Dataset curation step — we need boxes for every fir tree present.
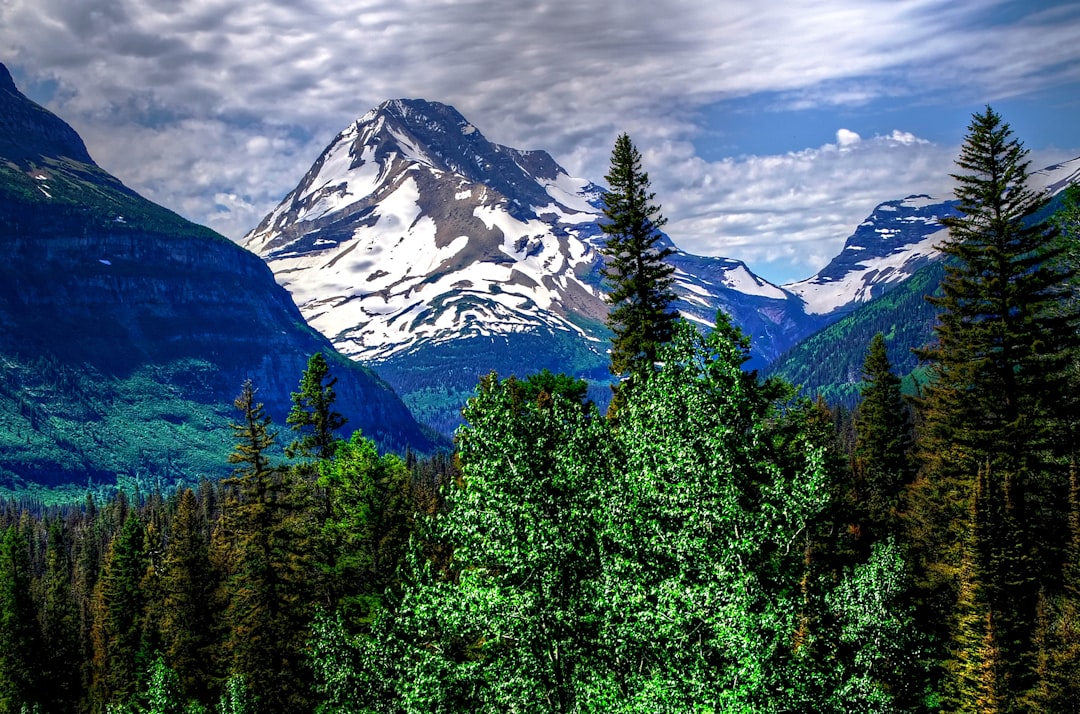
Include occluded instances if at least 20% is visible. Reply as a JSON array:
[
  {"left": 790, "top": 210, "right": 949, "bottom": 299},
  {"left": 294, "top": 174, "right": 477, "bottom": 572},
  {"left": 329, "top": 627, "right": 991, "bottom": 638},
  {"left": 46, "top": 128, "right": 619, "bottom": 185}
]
[
  {"left": 160, "top": 488, "right": 218, "bottom": 706},
  {"left": 599, "top": 133, "right": 678, "bottom": 382},
  {"left": 286, "top": 352, "right": 347, "bottom": 460},
  {"left": 0, "top": 524, "right": 42, "bottom": 713},
  {"left": 911, "top": 106, "right": 1080, "bottom": 707},
  {"left": 40, "top": 517, "right": 81, "bottom": 713},
  {"left": 216, "top": 381, "right": 315, "bottom": 713},
  {"left": 91, "top": 512, "right": 150, "bottom": 709},
  {"left": 854, "top": 332, "right": 914, "bottom": 542}
]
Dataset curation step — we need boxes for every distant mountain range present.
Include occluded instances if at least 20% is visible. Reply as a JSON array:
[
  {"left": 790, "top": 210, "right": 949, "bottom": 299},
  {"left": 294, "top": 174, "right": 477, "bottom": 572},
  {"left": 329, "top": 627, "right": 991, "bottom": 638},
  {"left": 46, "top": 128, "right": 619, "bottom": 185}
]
[
  {"left": 242, "top": 96, "right": 1080, "bottom": 432},
  {"left": 244, "top": 99, "right": 823, "bottom": 430},
  {"left": 0, "top": 64, "right": 437, "bottom": 491},
  {"left": 4, "top": 60, "right": 1077, "bottom": 478}
]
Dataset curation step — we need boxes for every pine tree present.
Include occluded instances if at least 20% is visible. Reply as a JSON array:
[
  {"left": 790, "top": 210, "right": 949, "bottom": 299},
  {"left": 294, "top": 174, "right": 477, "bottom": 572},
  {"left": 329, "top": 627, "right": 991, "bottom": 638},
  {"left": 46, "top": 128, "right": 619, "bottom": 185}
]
[
  {"left": 160, "top": 487, "right": 217, "bottom": 705},
  {"left": 216, "top": 380, "right": 315, "bottom": 713},
  {"left": 911, "top": 106, "right": 1080, "bottom": 707},
  {"left": 854, "top": 332, "right": 914, "bottom": 543},
  {"left": 0, "top": 524, "right": 42, "bottom": 713},
  {"left": 599, "top": 133, "right": 678, "bottom": 381},
  {"left": 227, "top": 379, "right": 277, "bottom": 482},
  {"left": 286, "top": 352, "right": 347, "bottom": 460},
  {"left": 40, "top": 517, "right": 82, "bottom": 713},
  {"left": 91, "top": 512, "right": 150, "bottom": 709}
]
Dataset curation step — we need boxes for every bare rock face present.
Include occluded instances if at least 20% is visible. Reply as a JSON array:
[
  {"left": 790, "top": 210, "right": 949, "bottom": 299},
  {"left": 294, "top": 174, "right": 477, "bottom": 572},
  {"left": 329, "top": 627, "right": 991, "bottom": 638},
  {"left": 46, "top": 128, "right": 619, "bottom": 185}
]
[{"left": 0, "top": 64, "right": 436, "bottom": 487}]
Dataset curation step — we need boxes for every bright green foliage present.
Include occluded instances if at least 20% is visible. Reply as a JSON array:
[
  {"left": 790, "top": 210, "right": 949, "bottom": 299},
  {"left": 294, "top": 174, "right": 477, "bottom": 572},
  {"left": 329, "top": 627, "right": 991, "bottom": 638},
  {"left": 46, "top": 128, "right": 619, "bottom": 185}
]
[
  {"left": 318, "top": 432, "right": 413, "bottom": 629},
  {"left": 144, "top": 654, "right": 186, "bottom": 714},
  {"left": 854, "top": 333, "right": 914, "bottom": 542},
  {"left": 216, "top": 676, "right": 253, "bottom": 714},
  {"left": 287, "top": 352, "right": 347, "bottom": 460},
  {"left": 391, "top": 370, "right": 612, "bottom": 712},
  {"left": 602, "top": 317, "right": 827, "bottom": 711},
  {"left": 326, "top": 320, "right": 859, "bottom": 711},
  {"left": 599, "top": 133, "right": 677, "bottom": 380},
  {"left": 0, "top": 525, "right": 42, "bottom": 713},
  {"left": 825, "top": 538, "right": 930, "bottom": 712}
]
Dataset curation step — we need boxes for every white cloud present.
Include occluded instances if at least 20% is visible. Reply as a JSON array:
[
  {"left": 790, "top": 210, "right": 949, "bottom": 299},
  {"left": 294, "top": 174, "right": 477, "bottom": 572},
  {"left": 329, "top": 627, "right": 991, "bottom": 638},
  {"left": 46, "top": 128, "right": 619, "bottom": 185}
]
[
  {"left": 650, "top": 132, "right": 959, "bottom": 284},
  {"left": 1, "top": 0, "right": 1078, "bottom": 283},
  {"left": 836, "top": 129, "right": 862, "bottom": 148}
]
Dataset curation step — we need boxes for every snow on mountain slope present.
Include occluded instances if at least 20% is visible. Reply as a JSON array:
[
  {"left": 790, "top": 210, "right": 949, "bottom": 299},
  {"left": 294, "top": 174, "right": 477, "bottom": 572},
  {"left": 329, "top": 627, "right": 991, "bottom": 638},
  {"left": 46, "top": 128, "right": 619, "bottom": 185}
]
[
  {"left": 1031, "top": 155, "right": 1080, "bottom": 195},
  {"left": 785, "top": 194, "right": 958, "bottom": 315},
  {"left": 785, "top": 156, "right": 1080, "bottom": 316},
  {"left": 245, "top": 98, "right": 804, "bottom": 368}
]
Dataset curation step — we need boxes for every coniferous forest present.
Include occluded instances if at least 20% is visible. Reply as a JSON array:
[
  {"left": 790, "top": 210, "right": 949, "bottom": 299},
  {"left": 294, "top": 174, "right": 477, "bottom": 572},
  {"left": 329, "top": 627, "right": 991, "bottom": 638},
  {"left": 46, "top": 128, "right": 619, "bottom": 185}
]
[{"left": 2, "top": 108, "right": 1080, "bottom": 713}]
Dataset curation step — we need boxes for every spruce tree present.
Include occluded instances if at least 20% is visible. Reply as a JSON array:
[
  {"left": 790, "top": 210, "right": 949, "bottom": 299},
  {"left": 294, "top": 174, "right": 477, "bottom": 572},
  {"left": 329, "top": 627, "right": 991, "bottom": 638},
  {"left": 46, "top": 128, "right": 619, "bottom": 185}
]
[
  {"left": 853, "top": 332, "right": 914, "bottom": 542},
  {"left": 91, "top": 512, "right": 150, "bottom": 708},
  {"left": 286, "top": 352, "right": 347, "bottom": 460},
  {"left": 911, "top": 106, "right": 1080, "bottom": 707},
  {"left": 160, "top": 488, "right": 217, "bottom": 706},
  {"left": 0, "top": 525, "right": 42, "bottom": 713},
  {"left": 217, "top": 380, "right": 315, "bottom": 713},
  {"left": 599, "top": 133, "right": 678, "bottom": 381},
  {"left": 40, "top": 517, "right": 81, "bottom": 713}
]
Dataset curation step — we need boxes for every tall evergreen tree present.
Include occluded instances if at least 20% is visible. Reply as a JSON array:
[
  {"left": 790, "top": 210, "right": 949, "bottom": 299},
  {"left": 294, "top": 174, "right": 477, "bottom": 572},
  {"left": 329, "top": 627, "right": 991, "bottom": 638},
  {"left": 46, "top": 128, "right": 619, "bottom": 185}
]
[
  {"left": 160, "top": 487, "right": 218, "bottom": 706},
  {"left": 599, "top": 133, "right": 678, "bottom": 381},
  {"left": 91, "top": 512, "right": 150, "bottom": 710},
  {"left": 854, "top": 332, "right": 915, "bottom": 542},
  {"left": 0, "top": 524, "right": 42, "bottom": 713},
  {"left": 286, "top": 352, "right": 347, "bottom": 460},
  {"left": 40, "top": 517, "right": 82, "bottom": 713},
  {"left": 216, "top": 380, "right": 315, "bottom": 714},
  {"left": 910, "top": 106, "right": 1080, "bottom": 707}
]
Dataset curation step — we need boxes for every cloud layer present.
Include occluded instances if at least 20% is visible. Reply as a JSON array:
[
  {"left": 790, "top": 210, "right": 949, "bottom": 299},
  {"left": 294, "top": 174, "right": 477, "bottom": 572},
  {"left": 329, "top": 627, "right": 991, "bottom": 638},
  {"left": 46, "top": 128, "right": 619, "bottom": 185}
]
[{"left": 3, "top": 0, "right": 1078, "bottom": 283}]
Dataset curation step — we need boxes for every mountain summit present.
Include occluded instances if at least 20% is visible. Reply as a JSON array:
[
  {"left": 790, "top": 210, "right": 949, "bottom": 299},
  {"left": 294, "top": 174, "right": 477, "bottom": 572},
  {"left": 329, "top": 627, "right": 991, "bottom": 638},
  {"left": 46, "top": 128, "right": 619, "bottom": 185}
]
[
  {"left": 245, "top": 98, "right": 613, "bottom": 363},
  {"left": 245, "top": 99, "right": 815, "bottom": 431}
]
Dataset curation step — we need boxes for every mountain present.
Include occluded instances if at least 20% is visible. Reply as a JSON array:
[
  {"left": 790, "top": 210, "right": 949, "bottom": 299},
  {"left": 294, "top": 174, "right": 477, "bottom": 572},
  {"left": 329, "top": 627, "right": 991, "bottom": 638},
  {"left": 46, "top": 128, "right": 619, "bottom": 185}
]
[
  {"left": 784, "top": 195, "right": 960, "bottom": 316},
  {"left": 0, "top": 64, "right": 437, "bottom": 492},
  {"left": 769, "top": 160, "right": 1080, "bottom": 401},
  {"left": 245, "top": 98, "right": 819, "bottom": 432}
]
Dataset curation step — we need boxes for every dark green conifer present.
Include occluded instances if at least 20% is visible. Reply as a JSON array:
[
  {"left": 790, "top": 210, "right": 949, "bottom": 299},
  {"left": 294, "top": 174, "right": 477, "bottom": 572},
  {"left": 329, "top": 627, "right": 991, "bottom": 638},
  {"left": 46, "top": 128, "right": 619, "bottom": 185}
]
[
  {"left": 911, "top": 106, "right": 1080, "bottom": 707},
  {"left": 91, "top": 512, "right": 150, "bottom": 708},
  {"left": 160, "top": 488, "right": 217, "bottom": 705},
  {"left": 599, "top": 133, "right": 678, "bottom": 382},
  {"left": 0, "top": 524, "right": 42, "bottom": 713},
  {"left": 216, "top": 380, "right": 314, "bottom": 713},
  {"left": 40, "top": 517, "right": 81, "bottom": 713},
  {"left": 286, "top": 352, "right": 347, "bottom": 460},
  {"left": 854, "top": 332, "right": 914, "bottom": 542}
]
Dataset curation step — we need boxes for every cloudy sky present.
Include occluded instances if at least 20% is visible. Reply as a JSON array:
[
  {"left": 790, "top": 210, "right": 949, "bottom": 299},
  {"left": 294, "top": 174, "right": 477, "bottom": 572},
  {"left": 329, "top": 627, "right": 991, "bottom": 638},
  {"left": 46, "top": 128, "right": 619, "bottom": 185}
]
[{"left": 3, "top": 0, "right": 1079, "bottom": 284}]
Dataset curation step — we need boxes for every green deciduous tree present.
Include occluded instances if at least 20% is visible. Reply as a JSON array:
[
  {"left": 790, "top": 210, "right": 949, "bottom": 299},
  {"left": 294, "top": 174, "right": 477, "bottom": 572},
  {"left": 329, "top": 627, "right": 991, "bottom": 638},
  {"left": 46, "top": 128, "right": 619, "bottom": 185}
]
[
  {"left": 599, "top": 133, "right": 678, "bottom": 381},
  {"left": 318, "top": 431, "right": 414, "bottom": 630}
]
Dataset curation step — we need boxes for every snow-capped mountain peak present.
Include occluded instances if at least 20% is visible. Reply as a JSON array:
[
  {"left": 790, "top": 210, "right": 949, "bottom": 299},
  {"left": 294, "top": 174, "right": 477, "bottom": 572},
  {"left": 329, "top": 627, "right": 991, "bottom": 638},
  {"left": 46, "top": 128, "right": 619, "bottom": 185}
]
[{"left": 244, "top": 99, "right": 801, "bottom": 370}]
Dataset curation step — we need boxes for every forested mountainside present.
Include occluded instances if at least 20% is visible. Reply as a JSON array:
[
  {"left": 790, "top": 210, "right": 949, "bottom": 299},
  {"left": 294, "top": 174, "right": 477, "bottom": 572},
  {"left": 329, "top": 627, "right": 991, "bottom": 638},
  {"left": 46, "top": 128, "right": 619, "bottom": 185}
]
[{"left": 0, "top": 64, "right": 437, "bottom": 491}]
